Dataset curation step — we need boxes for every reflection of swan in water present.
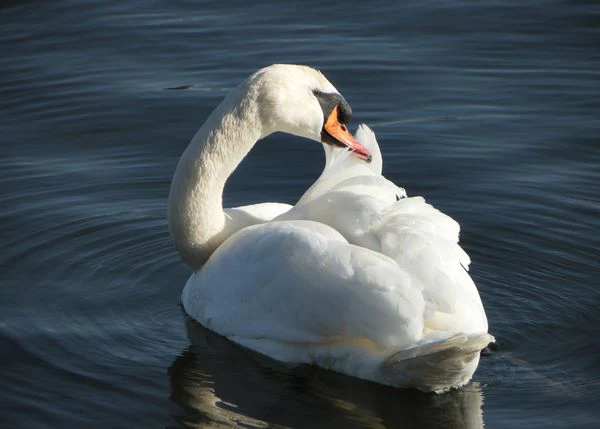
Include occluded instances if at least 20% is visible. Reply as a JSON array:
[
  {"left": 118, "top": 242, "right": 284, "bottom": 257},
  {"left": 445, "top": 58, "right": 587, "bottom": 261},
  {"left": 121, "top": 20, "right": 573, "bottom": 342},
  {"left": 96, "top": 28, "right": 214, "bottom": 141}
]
[{"left": 169, "top": 317, "right": 485, "bottom": 429}]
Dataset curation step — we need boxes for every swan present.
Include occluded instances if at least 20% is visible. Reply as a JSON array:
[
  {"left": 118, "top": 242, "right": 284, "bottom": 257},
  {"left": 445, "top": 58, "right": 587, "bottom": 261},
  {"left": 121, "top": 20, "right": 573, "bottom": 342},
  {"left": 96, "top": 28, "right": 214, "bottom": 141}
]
[{"left": 168, "top": 64, "right": 492, "bottom": 393}]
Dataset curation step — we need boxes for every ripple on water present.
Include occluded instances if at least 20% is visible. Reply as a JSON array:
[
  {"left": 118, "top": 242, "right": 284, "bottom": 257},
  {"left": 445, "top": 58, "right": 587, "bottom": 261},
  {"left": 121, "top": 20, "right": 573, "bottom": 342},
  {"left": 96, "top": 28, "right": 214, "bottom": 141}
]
[{"left": 0, "top": 150, "right": 190, "bottom": 426}]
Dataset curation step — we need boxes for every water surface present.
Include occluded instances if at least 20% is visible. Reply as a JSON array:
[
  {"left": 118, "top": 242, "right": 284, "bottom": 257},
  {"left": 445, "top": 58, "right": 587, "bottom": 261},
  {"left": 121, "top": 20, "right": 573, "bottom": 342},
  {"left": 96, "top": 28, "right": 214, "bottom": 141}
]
[{"left": 1, "top": 1, "right": 599, "bottom": 428}]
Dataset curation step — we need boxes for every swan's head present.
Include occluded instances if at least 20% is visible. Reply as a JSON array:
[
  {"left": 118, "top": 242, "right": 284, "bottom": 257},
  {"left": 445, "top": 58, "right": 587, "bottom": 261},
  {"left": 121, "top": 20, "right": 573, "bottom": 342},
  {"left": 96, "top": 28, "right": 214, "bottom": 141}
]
[{"left": 250, "top": 64, "right": 372, "bottom": 162}]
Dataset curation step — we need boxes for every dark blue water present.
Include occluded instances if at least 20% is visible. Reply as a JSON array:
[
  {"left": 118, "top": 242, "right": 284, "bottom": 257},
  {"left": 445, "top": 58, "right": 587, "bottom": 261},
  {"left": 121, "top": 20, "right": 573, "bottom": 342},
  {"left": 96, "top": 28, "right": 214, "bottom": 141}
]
[{"left": 1, "top": 1, "right": 598, "bottom": 428}]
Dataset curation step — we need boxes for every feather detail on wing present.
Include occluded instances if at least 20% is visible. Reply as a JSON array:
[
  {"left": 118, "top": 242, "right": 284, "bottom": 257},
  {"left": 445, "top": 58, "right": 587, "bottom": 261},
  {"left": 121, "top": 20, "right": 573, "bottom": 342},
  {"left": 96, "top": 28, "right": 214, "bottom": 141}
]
[{"left": 277, "top": 125, "right": 486, "bottom": 335}]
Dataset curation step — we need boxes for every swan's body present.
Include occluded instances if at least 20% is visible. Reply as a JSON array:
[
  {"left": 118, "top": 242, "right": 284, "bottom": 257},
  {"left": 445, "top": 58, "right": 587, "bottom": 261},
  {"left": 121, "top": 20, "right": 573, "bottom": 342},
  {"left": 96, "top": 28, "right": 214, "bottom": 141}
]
[{"left": 169, "top": 65, "right": 491, "bottom": 393}]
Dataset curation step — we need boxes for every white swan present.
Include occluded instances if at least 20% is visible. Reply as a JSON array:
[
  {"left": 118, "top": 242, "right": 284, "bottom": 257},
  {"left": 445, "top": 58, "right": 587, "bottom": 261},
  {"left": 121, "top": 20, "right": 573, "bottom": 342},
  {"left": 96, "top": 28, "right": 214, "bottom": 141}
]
[{"left": 168, "top": 64, "right": 492, "bottom": 393}]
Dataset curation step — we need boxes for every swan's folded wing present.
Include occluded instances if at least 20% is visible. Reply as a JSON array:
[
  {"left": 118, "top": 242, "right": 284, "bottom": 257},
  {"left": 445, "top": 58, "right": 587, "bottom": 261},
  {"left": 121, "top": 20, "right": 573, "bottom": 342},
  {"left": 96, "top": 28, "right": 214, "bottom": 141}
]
[
  {"left": 371, "top": 196, "right": 487, "bottom": 335},
  {"left": 226, "top": 202, "right": 293, "bottom": 222},
  {"left": 182, "top": 220, "right": 427, "bottom": 362},
  {"left": 278, "top": 124, "right": 486, "bottom": 336}
]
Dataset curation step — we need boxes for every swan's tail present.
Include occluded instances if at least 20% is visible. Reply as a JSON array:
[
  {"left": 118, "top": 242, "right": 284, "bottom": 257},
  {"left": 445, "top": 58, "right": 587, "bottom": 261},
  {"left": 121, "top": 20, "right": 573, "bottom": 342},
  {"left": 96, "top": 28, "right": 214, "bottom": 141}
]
[{"left": 382, "top": 333, "right": 494, "bottom": 393}]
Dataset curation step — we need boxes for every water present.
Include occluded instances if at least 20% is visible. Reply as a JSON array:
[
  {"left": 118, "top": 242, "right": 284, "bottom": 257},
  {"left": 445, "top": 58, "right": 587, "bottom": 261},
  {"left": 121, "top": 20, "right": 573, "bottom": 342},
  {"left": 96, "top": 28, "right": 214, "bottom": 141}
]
[{"left": 1, "top": 1, "right": 598, "bottom": 427}]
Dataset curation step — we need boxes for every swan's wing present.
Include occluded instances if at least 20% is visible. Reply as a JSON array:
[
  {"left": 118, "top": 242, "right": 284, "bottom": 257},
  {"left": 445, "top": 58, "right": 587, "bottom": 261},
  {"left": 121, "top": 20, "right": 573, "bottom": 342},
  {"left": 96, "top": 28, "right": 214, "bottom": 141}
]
[
  {"left": 283, "top": 194, "right": 485, "bottom": 335},
  {"left": 226, "top": 202, "right": 292, "bottom": 223},
  {"left": 371, "top": 196, "right": 487, "bottom": 334},
  {"left": 222, "top": 202, "right": 293, "bottom": 238},
  {"left": 182, "top": 220, "right": 426, "bottom": 359},
  {"left": 277, "top": 125, "right": 487, "bottom": 335}
]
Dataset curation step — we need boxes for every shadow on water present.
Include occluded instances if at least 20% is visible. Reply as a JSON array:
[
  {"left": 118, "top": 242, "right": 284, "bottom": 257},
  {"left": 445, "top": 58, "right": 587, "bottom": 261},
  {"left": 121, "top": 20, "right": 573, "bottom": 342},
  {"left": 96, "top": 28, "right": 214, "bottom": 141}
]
[{"left": 168, "top": 316, "right": 485, "bottom": 429}]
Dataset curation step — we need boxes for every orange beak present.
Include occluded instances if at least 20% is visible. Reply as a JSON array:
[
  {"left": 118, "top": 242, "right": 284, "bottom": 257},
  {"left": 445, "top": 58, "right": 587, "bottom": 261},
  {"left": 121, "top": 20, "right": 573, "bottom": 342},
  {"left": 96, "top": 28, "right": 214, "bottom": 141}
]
[{"left": 321, "top": 106, "right": 372, "bottom": 163}]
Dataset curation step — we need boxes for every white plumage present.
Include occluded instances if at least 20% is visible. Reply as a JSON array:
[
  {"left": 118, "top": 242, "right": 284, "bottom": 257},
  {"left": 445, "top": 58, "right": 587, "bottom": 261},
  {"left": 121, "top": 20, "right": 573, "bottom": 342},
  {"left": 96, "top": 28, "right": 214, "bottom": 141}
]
[{"left": 170, "top": 65, "right": 492, "bottom": 393}]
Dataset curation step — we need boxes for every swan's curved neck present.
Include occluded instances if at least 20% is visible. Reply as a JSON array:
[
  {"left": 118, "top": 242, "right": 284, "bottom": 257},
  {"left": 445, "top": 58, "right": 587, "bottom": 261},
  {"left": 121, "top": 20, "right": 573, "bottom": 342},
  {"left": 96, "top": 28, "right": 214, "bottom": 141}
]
[{"left": 168, "top": 83, "right": 267, "bottom": 269}]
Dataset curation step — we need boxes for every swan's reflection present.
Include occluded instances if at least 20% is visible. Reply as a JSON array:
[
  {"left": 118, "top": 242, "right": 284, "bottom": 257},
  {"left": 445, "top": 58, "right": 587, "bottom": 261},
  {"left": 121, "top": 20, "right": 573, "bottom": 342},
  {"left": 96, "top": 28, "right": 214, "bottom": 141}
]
[{"left": 169, "top": 316, "right": 485, "bottom": 428}]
